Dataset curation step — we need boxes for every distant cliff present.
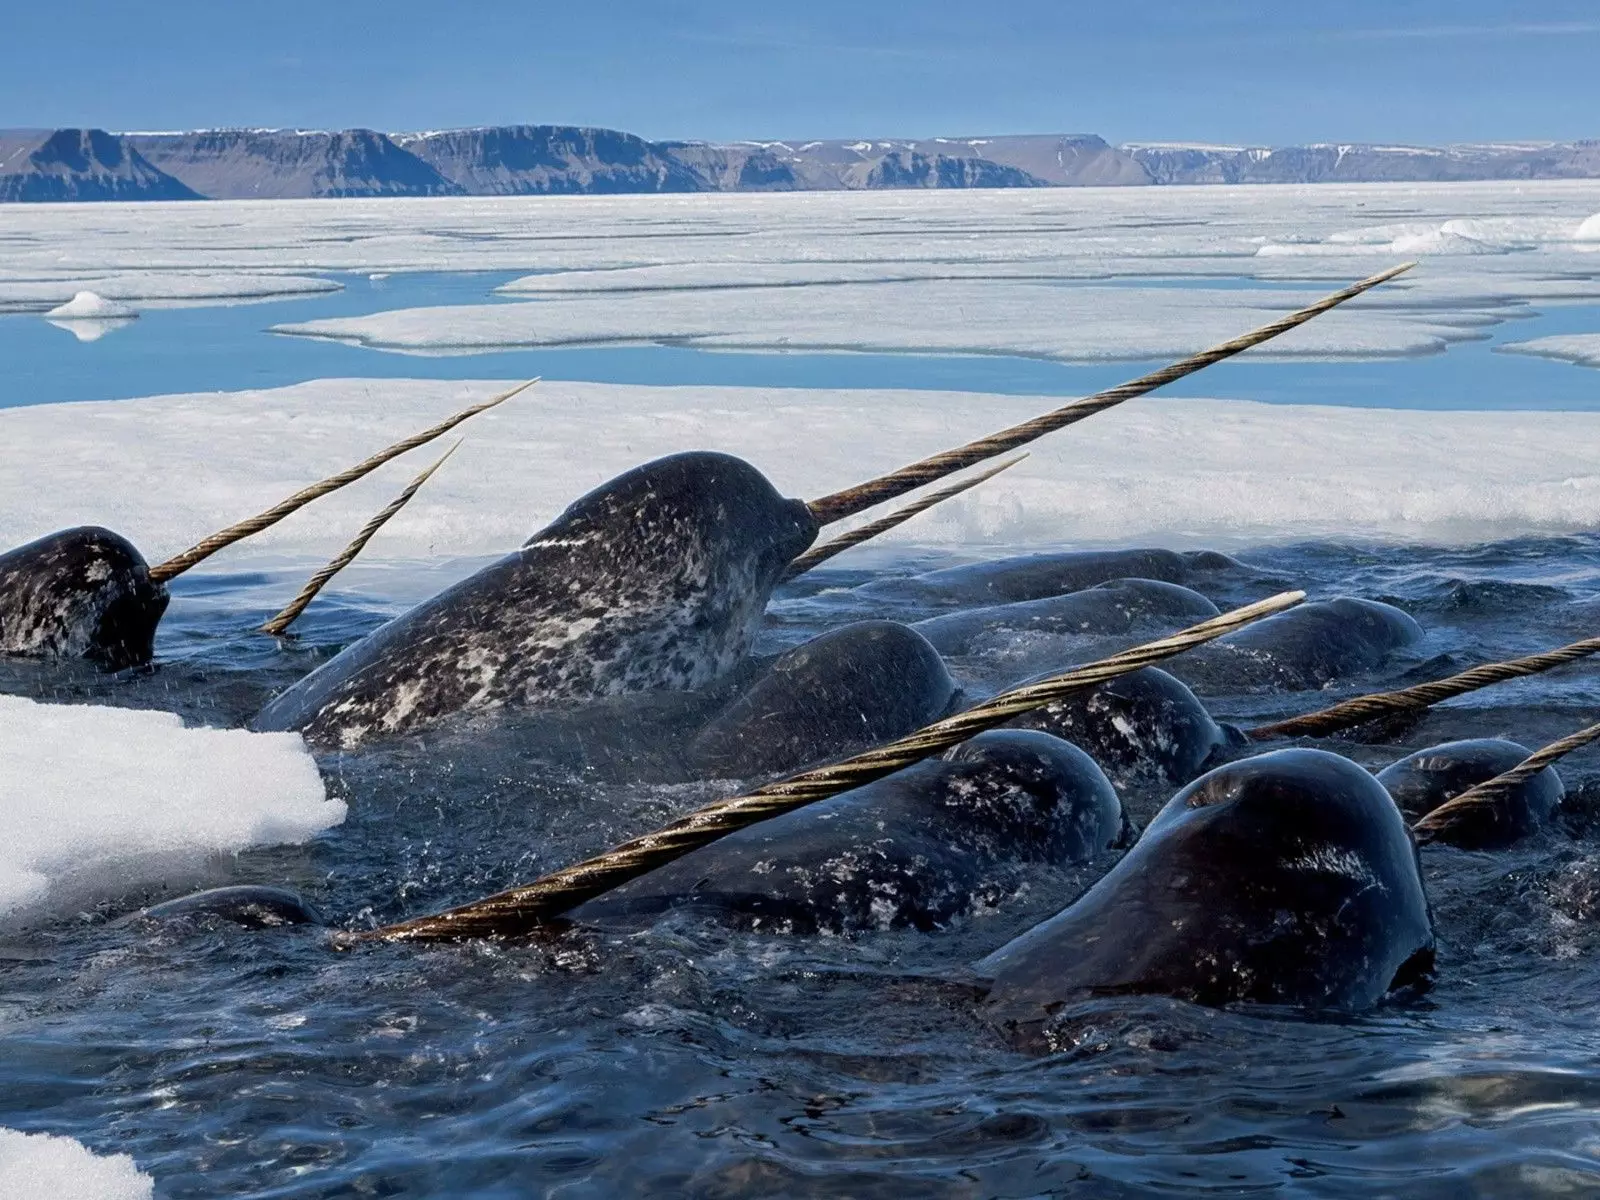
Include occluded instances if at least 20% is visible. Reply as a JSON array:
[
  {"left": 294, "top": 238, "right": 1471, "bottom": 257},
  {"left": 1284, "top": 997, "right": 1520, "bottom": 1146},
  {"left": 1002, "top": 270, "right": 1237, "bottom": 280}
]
[
  {"left": 128, "top": 129, "right": 460, "bottom": 199},
  {"left": 0, "top": 129, "right": 199, "bottom": 202},
  {"left": 5, "top": 126, "right": 1600, "bottom": 201}
]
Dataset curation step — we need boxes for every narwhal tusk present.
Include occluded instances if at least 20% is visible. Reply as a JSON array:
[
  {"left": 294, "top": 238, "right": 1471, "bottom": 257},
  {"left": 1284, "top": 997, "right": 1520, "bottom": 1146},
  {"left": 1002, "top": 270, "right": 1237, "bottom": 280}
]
[
  {"left": 780, "top": 454, "right": 1026, "bottom": 583},
  {"left": 147, "top": 379, "right": 537, "bottom": 583},
  {"left": 805, "top": 264, "right": 1416, "bottom": 526},
  {"left": 260, "top": 441, "right": 462, "bottom": 637},
  {"left": 1413, "top": 718, "right": 1600, "bottom": 844},
  {"left": 1246, "top": 632, "right": 1600, "bottom": 741},
  {"left": 336, "top": 589, "right": 1305, "bottom": 946}
]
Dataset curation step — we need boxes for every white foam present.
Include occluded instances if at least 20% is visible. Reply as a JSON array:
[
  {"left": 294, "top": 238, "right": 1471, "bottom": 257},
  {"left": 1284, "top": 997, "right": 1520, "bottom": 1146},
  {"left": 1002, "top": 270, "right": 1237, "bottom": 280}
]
[
  {"left": 0, "top": 695, "right": 342, "bottom": 920},
  {"left": 45, "top": 291, "right": 137, "bottom": 320},
  {"left": 0, "top": 1128, "right": 152, "bottom": 1200},
  {"left": 1500, "top": 334, "right": 1600, "bottom": 369},
  {"left": 5, "top": 379, "right": 1600, "bottom": 575}
]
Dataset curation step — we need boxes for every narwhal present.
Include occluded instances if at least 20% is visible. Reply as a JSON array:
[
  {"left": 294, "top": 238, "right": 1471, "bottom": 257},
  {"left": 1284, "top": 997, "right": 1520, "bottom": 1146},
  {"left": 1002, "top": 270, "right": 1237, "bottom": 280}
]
[
  {"left": 0, "top": 383, "right": 531, "bottom": 670},
  {"left": 257, "top": 266, "right": 1414, "bottom": 748}
]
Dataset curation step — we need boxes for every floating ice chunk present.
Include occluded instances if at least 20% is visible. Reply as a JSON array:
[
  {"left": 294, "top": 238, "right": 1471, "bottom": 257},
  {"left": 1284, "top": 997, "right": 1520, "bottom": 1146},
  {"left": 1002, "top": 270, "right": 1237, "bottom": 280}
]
[
  {"left": 0, "top": 696, "right": 341, "bottom": 921},
  {"left": 0, "top": 1128, "right": 152, "bottom": 1200},
  {"left": 45, "top": 291, "right": 136, "bottom": 319},
  {"left": 1575, "top": 212, "right": 1600, "bottom": 241},
  {"left": 1499, "top": 334, "right": 1600, "bottom": 369},
  {"left": 273, "top": 281, "right": 1471, "bottom": 362}
]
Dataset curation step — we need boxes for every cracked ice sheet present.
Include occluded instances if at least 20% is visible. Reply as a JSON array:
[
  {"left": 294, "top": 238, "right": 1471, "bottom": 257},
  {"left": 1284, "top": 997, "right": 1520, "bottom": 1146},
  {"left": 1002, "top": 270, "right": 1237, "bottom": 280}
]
[
  {"left": 271, "top": 280, "right": 1482, "bottom": 360},
  {"left": 0, "top": 271, "right": 340, "bottom": 314},
  {"left": 8, "top": 379, "right": 1600, "bottom": 583},
  {"left": 0, "top": 695, "right": 341, "bottom": 922},
  {"left": 1, "top": 182, "right": 1598, "bottom": 280}
]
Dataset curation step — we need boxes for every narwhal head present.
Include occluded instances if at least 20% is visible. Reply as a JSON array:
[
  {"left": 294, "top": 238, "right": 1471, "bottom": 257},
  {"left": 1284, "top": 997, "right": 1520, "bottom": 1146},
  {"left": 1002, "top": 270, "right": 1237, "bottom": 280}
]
[{"left": 0, "top": 526, "right": 169, "bottom": 670}]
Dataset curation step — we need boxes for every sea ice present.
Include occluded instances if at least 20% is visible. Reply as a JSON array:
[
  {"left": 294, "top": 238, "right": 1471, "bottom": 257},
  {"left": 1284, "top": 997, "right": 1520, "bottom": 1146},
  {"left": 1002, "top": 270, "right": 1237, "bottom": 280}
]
[
  {"left": 1499, "top": 334, "right": 1600, "bottom": 369},
  {"left": 0, "top": 695, "right": 341, "bottom": 921},
  {"left": 45, "top": 291, "right": 137, "bottom": 319},
  {"left": 0, "top": 1129, "right": 152, "bottom": 1200},
  {"left": 0, "top": 271, "right": 340, "bottom": 314},
  {"left": 271, "top": 280, "right": 1476, "bottom": 361},
  {"left": 6, "top": 379, "right": 1600, "bottom": 577}
]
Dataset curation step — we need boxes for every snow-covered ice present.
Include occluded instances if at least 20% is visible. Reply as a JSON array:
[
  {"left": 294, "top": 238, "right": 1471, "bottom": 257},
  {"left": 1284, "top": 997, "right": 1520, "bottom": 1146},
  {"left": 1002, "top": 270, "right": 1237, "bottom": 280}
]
[
  {"left": 1499, "top": 334, "right": 1600, "bottom": 369},
  {"left": 0, "top": 695, "right": 341, "bottom": 921},
  {"left": 0, "top": 1129, "right": 152, "bottom": 1200},
  {"left": 7, "top": 379, "right": 1600, "bottom": 576},
  {"left": 45, "top": 291, "right": 138, "bottom": 320},
  {"left": 270, "top": 280, "right": 1482, "bottom": 361},
  {"left": 0, "top": 271, "right": 340, "bottom": 314}
]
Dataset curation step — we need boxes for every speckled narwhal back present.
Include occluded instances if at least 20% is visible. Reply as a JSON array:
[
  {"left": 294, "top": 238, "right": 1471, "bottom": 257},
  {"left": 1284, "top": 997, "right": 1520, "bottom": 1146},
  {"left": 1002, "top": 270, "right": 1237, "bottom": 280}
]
[{"left": 255, "top": 452, "right": 819, "bottom": 748}]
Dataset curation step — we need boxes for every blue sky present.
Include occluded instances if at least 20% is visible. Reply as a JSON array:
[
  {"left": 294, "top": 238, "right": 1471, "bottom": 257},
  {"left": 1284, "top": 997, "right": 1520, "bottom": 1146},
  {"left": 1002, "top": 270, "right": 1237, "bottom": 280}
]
[{"left": 6, "top": 0, "right": 1598, "bottom": 144}]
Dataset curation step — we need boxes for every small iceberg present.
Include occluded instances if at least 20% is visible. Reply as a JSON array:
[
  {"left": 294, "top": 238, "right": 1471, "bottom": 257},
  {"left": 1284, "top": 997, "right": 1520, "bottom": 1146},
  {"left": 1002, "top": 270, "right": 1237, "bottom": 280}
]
[{"left": 44, "top": 290, "right": 137, "bottom": 320}]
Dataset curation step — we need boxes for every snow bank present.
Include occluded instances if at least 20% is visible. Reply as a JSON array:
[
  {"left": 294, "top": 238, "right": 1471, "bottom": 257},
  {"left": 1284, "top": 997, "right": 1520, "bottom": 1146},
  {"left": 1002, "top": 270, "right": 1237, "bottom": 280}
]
[
  {"left": 273, "top": 281, "right": 1473, "bottom": 362},
  {"left": 1259, "top": 215, "right": 1595, "bottom": 258},
  {"left": 0, "top": 1129, "right": 152, "bottom": 1200},
  {"left": 0, "top": 695, "right": 341, "bottom": 920},
  {"left": 45, "top": 291, "right": 137, "bottom": 320},
  {"left": 6, "top": 379, "right": 1600, "bottom": 572},
  {"left": 1500, "top": 334, "right": 1600, "bottom": 369}
]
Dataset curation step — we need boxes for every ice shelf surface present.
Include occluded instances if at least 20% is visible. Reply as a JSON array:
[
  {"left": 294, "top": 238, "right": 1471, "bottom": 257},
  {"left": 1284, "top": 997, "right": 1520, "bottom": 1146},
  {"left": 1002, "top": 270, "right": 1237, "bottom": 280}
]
[
  {"left": 7, "top": 379, "right": 1600, "bottom": 579},
  {"left": 0, "top": 695, "right": 341, "bottom": 921},
  {"left": 0, "top": 1129, "right": 153, "bottom": 1200}
]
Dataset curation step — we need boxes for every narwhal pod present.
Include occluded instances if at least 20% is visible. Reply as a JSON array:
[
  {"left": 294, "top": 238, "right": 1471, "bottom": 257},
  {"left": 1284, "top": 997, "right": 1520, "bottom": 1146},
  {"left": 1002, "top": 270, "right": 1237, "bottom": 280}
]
[
  {"left": 1168, "top": 597, "right": 1423, "bottom": 692},
  {"left": 976, "top": 749, "right": 1435, "bottom": 1046},
  {"left": 1002, "top": 666, "right": 1243, "bottom": 793},
  {"left": 687, "top": 620, "right": 961, "bottom": 777},
  {"left": 855, "top": 548, "right": 1242, "bottom": 609},
  {"left": 911, "top": 578, "right": 1221, "bottom": 657},
  {"left": 572, "top": 730, "right": 1127, "bottom": 935},
  {"left": 256, "top": 452, "right": 820, "bottom": 748},
  {"left": 0, "top": 528, "right": 168, "bottom": 671},
  {"left": 1377, "top": 738, "right": 1563, "bottom": 850}
]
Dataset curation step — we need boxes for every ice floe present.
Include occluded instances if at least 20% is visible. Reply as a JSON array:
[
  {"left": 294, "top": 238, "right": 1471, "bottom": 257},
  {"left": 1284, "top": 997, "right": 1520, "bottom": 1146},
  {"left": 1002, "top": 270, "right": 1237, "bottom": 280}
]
[
  {"left": 0, "top": 271, "right": 339, "bottom": 314},
  {"left": 0, "top": 1129, "right": 152, "bottom": 1200},
  {"left": 271, "top": 280, "right": 1478, "bottom": 361},
  {"left": 1500, "top": 334, "right": 1600, "bottom": 369},
  {"left": 0, "top": 695, "right": 341, "bottom": 921},
  {"left": 7, "top": 379, "right": 1600, "bottom": 575},
  {"left": 45, "top": 291, "right": 137, "bottom": 320}
]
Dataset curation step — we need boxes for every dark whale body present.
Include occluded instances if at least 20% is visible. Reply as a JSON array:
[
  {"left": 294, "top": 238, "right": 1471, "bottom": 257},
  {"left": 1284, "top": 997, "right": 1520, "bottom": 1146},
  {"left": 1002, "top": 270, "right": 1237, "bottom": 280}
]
[
  {"left": 977, "top": 749, "right": 1435, "bottom": 1047},
  {"left": 911, "top": 578, "right": 1221, "bottom": 656},
  {"left": 1171, "top": 597, "right": 1423, "bottom": 692},
  {"left": 688, "top": 620, "right": 960, "bottom": 777},
  {"left": 255, "top": 452, "right": 819, "bottom": 748},
  {"left": 574, "top": 730, "right": 1126, "bottom": 934},
  {"left": 857, "top": 548, "right": 1237, "bottom": 608},
  {"left": 141, "top": 885, "right": 323, "bottom": 928},
  {"left": 1003, "top": 666, "right": 1241, "bottom": 792},
  {"left": 1377, "top": 738, "right": 1562, "bottom": 850},
  {"left": 0, "top": 527, "right": 169, "bottom": 670}
]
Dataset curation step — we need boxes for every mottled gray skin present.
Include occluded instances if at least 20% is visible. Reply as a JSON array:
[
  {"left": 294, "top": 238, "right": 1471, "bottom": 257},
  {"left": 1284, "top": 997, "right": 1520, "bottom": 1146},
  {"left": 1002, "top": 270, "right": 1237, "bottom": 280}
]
[
  {"left": 1377, "top": 738, "right": 1562, "bottom": 850},
  {"left": 0, "top": 527, "right": 169, "bottom": 670},
  {"left": 912, "top": 578, "right": 1220, "bottom": 656},
  {"left": 1003, "top": 666, "right": 1241, "bottom": 792},
  {"left": 574, "top": 730, "right": 1126, "bottom": 934},
  {"left": 141, "top": 886, "right": 323, "bottom": 928},
  {"left": 857, "top": 548, "right": 1227, "bottom": 608},
  {"left": 1173, "top": 597, "right": 1423, "bottom": 692},
  {"left": 255, "top": 453, "right": 818, "bottom": 748},
  {"left": 688, "top": 620, "right": 960, "bottom": 777},
  {"left": 977, "top": 749, "right": 1435, "bottom": 1048}
]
